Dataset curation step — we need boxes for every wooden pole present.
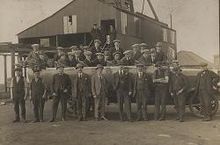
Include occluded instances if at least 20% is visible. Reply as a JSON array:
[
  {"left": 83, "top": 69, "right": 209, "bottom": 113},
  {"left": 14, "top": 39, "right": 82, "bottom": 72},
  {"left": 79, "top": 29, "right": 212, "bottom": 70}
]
[
  {"left": 11, "top": 47, "right": 15, "bottom": 78},
  {"left": 3, "top": 55, "right": 7, "bottom": 92},
  {"left": 170, "top": 14, "right": 173, "bottom": 29},
  {"left": 141, "top": 0, "right": 145, "bottom": 14}
]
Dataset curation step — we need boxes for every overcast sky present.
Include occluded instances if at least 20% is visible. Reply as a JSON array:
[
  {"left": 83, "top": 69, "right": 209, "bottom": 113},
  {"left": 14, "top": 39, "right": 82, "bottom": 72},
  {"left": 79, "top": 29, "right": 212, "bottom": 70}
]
[{"left": 0, "top": 0, "right": 219, "bottom": 61}]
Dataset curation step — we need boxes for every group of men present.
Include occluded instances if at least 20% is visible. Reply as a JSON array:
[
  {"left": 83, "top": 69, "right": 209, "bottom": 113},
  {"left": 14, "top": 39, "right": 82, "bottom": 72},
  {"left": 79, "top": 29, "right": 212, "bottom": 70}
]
[
  {"left": 10, "top": 57, "right": 219, "bottom": 123},
  {"left": 26, "top": 39, "right": 166, "bottom": 70}
]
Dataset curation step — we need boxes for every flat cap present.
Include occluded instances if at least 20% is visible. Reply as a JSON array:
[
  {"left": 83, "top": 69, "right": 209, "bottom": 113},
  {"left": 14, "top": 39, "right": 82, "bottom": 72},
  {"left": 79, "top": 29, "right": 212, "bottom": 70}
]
[
  {"left": 139, "top": 43, "right": 148, "bottom": 47},
  {"left": 56, "top": 46, "right": 65, "bottom": 50},
  {"left": 96, "top": 52, "right": 104, "bottom": 56},
  {"left": 84, "top": 51, "right": 92, "bottom": 56},
  {"left": 142, "top": 49, "right": 150, "bottom": 53},
  {"left": 70, "top": 45, "right": 78, "bottom": 50},
  {"left": 113, "top": 39, "right": 120, "bottom": 43},
  {"left": 155, "top": 42, "right": 163, "bottom": 47},
  {"left": 123, "top": 50, "right": 132, "bottom": 55},
  {"left": 131, "top": 44, "right": 139, "bottom": 48},
  {"left": 96, "top": 64, "right": 104, "bottom": 69},
  {"left": 76, "top": 63, "right": 84, "bottom": 69},
  {"left": 113, "top": 51, "right": 121, "bottom": 56},
  {"left": 94, "top": 39, "right": 101, "bottom": 44},
  {"left": 31, "top": 44, "right": 39, "bottom": 48}
]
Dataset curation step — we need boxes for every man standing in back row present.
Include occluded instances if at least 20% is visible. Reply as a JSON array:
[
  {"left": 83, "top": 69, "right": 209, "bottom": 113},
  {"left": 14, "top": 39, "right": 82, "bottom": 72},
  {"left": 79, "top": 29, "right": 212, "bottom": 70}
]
[{"left": 195, "top": 62, "right": 219, "bottom": 121}]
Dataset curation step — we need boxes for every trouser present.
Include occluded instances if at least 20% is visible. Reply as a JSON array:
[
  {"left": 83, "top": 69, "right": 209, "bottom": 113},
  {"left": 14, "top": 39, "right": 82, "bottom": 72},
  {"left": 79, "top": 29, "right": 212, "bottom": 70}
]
[
  {"left": 52, "top": 94, "right": 68, "bottom": 120},
  {"left": 173, "top": 92, "right": 186, "bottom": 120},
  {"left": 117, "top": 91, "right": 131, "bottom": 121},
  {"left": 199, "top": 90, "right": 212, "bottom": 118},
  {"left": 13, "top": 97, "right": 26, "bottom": 120},
  {"left": 77, "top": 94, "right": 88, "bottom": 119},
  {"left": 136, "top": 91, "right": 148, "bottom": 120},
  {"left": 94, "top": 92, "right": 106, "bottom": 118},
  {"left": 154, "top": 84, "right": 167, "bottom": 120},
  {"left": 32, "top": 98, "right": 45, "bottom": 121}
]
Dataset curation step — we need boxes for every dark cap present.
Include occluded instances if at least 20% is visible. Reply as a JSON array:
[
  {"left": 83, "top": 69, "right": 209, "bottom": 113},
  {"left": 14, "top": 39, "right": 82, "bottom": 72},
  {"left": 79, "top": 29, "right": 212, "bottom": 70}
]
[
  {"left": 96, "top": 64, "right": 104, "bottom": 70},
  {"left": 76, "top": 63, "right": 84, "bottom": 69}
]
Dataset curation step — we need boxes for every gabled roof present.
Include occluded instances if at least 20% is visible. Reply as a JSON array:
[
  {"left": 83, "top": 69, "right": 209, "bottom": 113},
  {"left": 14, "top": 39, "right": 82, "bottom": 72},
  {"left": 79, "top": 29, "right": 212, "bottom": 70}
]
[
  {"left": 177, "top": 50, "right": 214, "bottom": 68},
  {"left": 17, "top": 0, "right": 77, "bottom": 35}
]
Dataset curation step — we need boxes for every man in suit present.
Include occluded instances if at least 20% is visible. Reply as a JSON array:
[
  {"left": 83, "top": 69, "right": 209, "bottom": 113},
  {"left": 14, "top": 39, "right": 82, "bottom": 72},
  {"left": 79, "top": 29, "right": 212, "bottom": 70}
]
[
  {"left": 133, "top": 64, "right": 153, "bottom": 121},
  {"left": 138, "top": 49, "right": 152, "bottom": 65},
  {"left": 153, "top": 62, "right": 169, "bottom": 121},
  {"left": 54, "top": 47, "right": 66, "bottom": 62},
  {"left": 132, "top": 44, "right": 142, "bottom": 61},
  {"left": 83, "top": 51, "right": 95, "bottom": 67},
  {"left": 72, "top": 63, "right": 91, "bottom": 121},
  {"left": 169, "top": 65, "right": 189, "bottom": 122},
  {"left": 110, "top": 40, "right": 124, "bottom": 57},
  {"left": 114, "top": 66, "right": 133, "bottom": 121},
  {"left": 90, "top": 39, "right": 102, "bottom": 59},
  {"left": 93, "top": 53, "right": 107, "bottom": 66},
  {"left": 10, "top": 67, "right": 28, "bottom": 123},
  {"left": 120, "top": 50, "right": 135, "bottom": 66},
  {"left": 91, "top": 64, "right": 108, "bottom": 121},
  {"left": 30, "top": 68, "right": 47, "bottom": 122},
  {"left": 90, "top": 24, "right": 102, "bottom": 41},
  {"left": 155, "top": 42, "right": 166, "bottom": 63},
  {"left": 50, "top": 64, "right": 71, "bottom": 122},
  {"left": 195, "top": 62, "right": 219, "bottom": 121}
]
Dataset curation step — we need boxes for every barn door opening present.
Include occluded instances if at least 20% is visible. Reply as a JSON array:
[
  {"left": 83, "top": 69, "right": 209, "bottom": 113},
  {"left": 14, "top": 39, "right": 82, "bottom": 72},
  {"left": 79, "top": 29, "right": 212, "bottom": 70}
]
[{"left": 101, "top": 19, "right": 116, "bottom": 43}]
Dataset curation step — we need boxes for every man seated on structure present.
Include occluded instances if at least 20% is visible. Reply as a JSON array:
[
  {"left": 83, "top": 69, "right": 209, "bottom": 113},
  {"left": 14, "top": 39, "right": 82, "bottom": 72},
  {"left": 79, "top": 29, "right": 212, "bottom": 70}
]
[
  {"left": 57, "top": 52, "right": 69, "bottom": 67},
  {"left": 109, "top": 51, "right": 122, "bottom": 66},
  {"left": 93, "top": 53, "right": 107, "bottom": 66},
  {"left": 26, "top": 44, "right": 42, "bottom": 69},
  {"left": 90, "top": 39, "right": 103, "bottom": 59},
  {"left": 54, "top": 47, "right": 66, "bottom": 62},
  {"left": 138, "top": 49, "right": 152, "bottom": 66},
  {"left": 155, "top": 42, "right": 166, "bottom": 63},
  {"left": 120, "top": 50, "right": 135, "bottom": 66},
  {"left": 90, "top": 24, "right": 102, "bottom": 41},
  {"left": 111, "top": 39, "right": 124, "bottom": 57},
  {"left": 83, "top": 50, "right": 95, "bottom": 67},
  {"left": 131, "top": 44, "right": 142, "bottom": 61}
]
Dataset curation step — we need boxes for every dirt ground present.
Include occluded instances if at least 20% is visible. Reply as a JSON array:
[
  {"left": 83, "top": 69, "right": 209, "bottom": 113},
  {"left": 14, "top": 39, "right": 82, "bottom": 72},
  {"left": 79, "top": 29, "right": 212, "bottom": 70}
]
[{"left": 0, "top": 100, "right": 220, "bottom": 145}]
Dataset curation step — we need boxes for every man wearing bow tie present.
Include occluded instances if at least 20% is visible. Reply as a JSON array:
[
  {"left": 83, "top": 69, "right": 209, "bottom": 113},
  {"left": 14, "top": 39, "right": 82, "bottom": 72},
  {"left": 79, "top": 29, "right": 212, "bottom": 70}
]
[
  {"left": 195, "top": 63, "right": 219, "bottom": 121},
  {"left": 72, "top": 63, "right": 91, "bottom": 121},
  {"left": 133, "top": 64, "right": 153, "bottom": 121}
]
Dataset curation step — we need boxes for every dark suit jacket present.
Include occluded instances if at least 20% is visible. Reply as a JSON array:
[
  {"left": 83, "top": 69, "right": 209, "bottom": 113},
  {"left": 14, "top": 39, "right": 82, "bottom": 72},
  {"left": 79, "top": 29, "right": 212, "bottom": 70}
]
[
  {"left": 72, "top": 73, "right": 91, "bottom": 98},
  {"left": 195, "top": 70, "right": 219, "bottom": 96},
  {"left": 138, "top": 56, "right": 152, "bottom": 65},
  {"left": 91, "top": 74, "right": 108, "bottom": 96},
  {"left": 113, "top": 72, "right": 133, "bottom": 95},
  {"left": 52, "top": 73, "right": 71, "bottom": 95},
  {"left": 133, "top": 72, "right": 153, "bottom": 97},
  {"left": 169, "top": 72, "right": 189, "bottom": 94},
  {"left": 120, "top": 57, "right": 135, "bottom": 66}
]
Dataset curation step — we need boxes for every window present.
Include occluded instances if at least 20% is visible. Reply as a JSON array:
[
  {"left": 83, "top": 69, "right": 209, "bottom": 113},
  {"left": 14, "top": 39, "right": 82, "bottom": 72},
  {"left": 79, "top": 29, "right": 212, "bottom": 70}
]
[
  {"left": 162, "top": 27, "right": 176, "bottom": 44},
  {"left": 63, "top": 15, "right": 77, "bottom": 34},
  {"left": 134, "top": 16, "right": 140, "bottom": 37},
  {"left": 162, "top": 28, "right": 168, "bottom": 42},
  {"left": 121, "top": 12, "right": 128, "bottom": 34},
  {"left": 40, "top": 38, "right": 50, "bottom": 47}
]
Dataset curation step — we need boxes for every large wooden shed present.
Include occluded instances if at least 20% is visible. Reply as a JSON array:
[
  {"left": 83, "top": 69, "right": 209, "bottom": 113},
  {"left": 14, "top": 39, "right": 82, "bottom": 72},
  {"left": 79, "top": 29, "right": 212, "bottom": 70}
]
[{"left": 17, "top": 0, "right": 176, "bottom": 51}]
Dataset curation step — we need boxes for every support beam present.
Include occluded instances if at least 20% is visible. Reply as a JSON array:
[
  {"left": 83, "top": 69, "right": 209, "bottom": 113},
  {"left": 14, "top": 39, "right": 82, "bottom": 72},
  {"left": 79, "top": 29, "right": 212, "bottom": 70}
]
[
  {"left": 146, "top": 0, "right": 159, "bottom": 21},
  {"left": 11, "top": 47, "right": 15, "bottom": 78},
  {"left": 3, "top": 55, "right": 7, "bottom": 92}
]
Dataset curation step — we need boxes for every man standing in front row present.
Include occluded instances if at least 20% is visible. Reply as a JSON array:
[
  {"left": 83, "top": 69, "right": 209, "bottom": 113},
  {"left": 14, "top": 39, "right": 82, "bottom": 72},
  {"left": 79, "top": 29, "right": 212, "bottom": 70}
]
[
  {"left": 72, "top": 63, "right": 91, "bottom": 121},
  {"left": 195, "top": 63, "right": 219, "bottom": 121},
  {"left": 10, "top": 67, "right": 28, "bottom": 123},
  {"left": 133, "top": 64, "right": 153, "bottom": 121},
  {"left": 169, "top": 65, "right": 189, "bottom": 122},
  {"left": 114, "top": 66, "right": 133, "bottom": 121},
  {"left": 50, "top": 64, "right": 71, "bottom": 122},
  {"left": 91, "top": 64, "right": 108, "bottom": 121},
  {"left": 30, "top": 68, "right": 47, "bottom": 122}
]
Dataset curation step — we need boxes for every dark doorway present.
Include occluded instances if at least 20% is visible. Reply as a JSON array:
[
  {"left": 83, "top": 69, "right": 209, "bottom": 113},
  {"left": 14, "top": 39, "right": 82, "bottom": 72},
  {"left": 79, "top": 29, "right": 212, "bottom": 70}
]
[{"left": 100, "top": 19, "right": 116, "bottom": 42}]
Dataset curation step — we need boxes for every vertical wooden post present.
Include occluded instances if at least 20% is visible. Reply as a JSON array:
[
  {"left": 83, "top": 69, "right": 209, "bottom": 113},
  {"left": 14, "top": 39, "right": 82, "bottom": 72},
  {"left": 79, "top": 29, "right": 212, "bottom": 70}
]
[
  {"left": 56, "top": 35, "right": 59, "bottom": 47},
  {"left": 83, "top": 33, "right": 87, "bottom": 45},
  {"left": 11, "top": 47, "right": 15, "bottom": 78},
  {"left": 3, "top": 55, "right": 7, "bottom": 92}
]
